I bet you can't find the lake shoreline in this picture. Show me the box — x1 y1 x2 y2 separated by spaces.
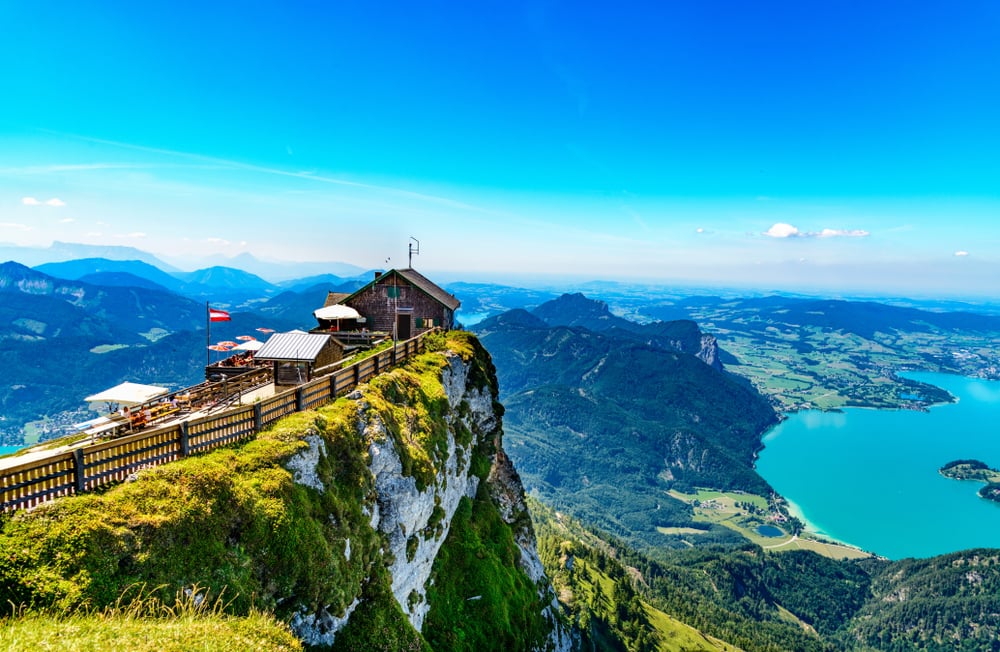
757 372 1000 560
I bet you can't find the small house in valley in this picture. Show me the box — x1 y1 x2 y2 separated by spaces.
252 330 345 386
324 268 460 340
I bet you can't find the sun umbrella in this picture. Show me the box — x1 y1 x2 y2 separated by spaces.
235 335 257 341
216 341 238 348
256 327 276 333
207 344 231 351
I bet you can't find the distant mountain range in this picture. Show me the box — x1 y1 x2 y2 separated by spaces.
31 257 371 309
641 295 1000 340
0 241 366 282
0 258 355 441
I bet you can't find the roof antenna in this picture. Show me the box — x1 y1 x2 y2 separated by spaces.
408 236 420 268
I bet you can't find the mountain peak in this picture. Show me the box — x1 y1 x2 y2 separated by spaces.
531 292 621 328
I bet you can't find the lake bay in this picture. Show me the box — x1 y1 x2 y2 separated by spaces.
756 372 1000 559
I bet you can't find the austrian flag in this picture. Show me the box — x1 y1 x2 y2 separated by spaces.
209 307 231 322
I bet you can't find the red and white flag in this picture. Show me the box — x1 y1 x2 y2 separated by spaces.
209 307 231 322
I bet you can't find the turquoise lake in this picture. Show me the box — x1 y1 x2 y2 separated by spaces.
0 445 20 457
756 372 1000 560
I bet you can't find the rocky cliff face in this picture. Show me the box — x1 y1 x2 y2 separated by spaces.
289 337 572 649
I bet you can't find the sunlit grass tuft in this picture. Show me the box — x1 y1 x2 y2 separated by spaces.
0 584 301 651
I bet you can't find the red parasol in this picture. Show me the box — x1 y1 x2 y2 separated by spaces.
216 341 238 348
207 345 230 351
256 327 276 333
235 335 257 341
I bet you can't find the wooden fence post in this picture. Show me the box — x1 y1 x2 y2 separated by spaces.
354 363 360 388
296 387 305 412
253 402 262 433
73 448 86 493
180 421 190 457
330 373 337 399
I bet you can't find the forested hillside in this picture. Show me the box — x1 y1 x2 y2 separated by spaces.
472 296 778 553
533 500 1000 652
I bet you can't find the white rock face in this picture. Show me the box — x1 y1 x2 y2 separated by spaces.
286 347 571 647
366 414 479 631
288 598 361 648
284 434 327 492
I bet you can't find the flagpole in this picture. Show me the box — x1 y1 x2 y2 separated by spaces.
206 301 210 366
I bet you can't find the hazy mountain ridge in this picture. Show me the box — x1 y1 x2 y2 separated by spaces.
643 296 1000 340
35 257 186 291
0 261 203 336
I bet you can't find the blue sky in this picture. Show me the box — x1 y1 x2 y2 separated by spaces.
1 1 998 296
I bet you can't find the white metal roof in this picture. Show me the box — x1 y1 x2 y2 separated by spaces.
253 331 333 362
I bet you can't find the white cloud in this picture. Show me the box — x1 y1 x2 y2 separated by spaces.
817 228 870 238
115 232 147 239
59 217 75 224
21 196 65 207
955 250 969 257
206 237 230 245
0 222 31 231
764 223 801 238
764 223 870 239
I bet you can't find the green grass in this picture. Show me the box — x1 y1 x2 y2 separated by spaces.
340 339 394 366
0 587 301 652
423 489 549 652
90 344 130 354
667 489 872 560
21 420 49 445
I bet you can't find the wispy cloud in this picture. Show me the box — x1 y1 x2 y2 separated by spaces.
21 196 65 207
764 223 870 239
54 132 490 213
116 232 147 239
206 237 230 245
59 218 74 224
0 222 31 231
817 228 869 238
955 250 970 257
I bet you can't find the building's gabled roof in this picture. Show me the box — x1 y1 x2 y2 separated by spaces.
254 331 335 362
324 291 350 307
342 268 460 311
396 268 461 310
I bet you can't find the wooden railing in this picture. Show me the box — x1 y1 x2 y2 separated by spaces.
0 334 429 512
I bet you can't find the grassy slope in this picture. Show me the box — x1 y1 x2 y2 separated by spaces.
0 609 301 651
0 331 546 651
